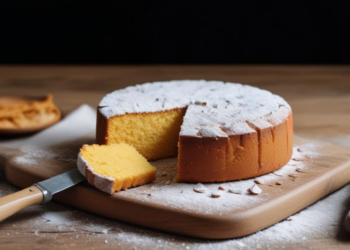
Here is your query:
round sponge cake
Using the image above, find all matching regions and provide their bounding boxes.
[96,80,293,183]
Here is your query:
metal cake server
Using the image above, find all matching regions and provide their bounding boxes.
[0,169,85,222]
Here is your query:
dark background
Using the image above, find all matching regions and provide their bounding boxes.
[1,1,350,64]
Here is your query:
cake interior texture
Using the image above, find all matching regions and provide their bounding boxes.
[96,81,293,183]
[80,143,157,191]
[106,108,186,161]
[101,109,292,182]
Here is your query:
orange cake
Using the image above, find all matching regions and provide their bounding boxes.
[77,143,157,194]
[0,94,61,130]
[96,80,293,183]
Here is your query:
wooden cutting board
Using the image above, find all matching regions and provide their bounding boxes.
[1,106,350,240]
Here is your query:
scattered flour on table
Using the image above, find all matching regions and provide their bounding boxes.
[13,146,78,166]
[42,211,74,224]
[8,141,334,249]
[13,156,37,166]
[31,183,349,249]
[113,143,316,213]
[11,141,317,214]
[103,183,350,249]
[41,211,113,233]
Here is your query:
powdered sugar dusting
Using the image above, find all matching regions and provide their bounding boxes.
[13,156,37,165]
[99,80,291,137]
[43,211,73,225]
[109,183,350,249]
[1,175,349,249]
[111,145,311,213]
[41,211,113,233]
[13,146,78,167]
[10,141,318,215]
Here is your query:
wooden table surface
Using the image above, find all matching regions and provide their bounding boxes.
[1,65,350,249]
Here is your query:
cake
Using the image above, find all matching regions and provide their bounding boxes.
[77,143,157,194]
[0,94,61,131]
[96,80,293,183]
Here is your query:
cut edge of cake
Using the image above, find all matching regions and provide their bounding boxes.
[77,144,157,194]
[94,80,294,184]
[77,150,115,194]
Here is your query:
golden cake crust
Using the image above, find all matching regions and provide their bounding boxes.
[96,80,293,183]
[177,112,293,182]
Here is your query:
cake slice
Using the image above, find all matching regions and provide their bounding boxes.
[77,143,157,194]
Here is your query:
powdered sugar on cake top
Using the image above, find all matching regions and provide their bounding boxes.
[99,80,291,137]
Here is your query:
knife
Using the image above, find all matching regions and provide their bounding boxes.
[0,169,85,222]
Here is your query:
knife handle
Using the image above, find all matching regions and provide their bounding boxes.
[0,186,43,222]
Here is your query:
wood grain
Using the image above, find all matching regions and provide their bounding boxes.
[2,135,350,240]
[1,65,350,249]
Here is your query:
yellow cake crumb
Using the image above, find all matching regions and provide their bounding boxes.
[80,143,157,192]
[106,108,186,160]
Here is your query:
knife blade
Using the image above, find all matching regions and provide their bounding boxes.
[34,169,85,203]
[0,169,85,222]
